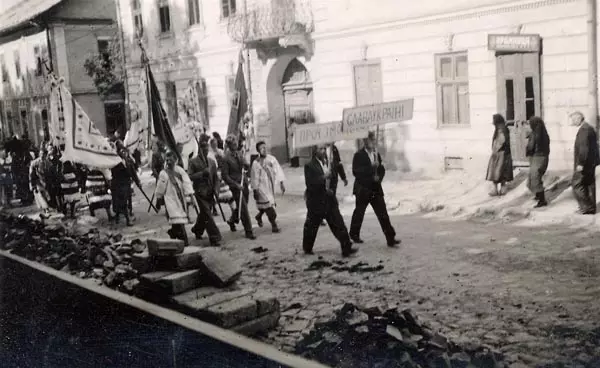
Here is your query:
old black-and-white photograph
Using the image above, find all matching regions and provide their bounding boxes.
[1,0,600,367]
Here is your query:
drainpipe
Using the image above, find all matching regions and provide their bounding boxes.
[244,0,254,152]
[587,0,598,133]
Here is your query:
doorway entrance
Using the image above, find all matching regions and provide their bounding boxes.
[495,52,541,166]
[282,58,313,163]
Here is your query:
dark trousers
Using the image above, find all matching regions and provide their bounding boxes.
[303,195,352,253]
[256,207,277,225]
[168,224,189,246]
[350,190,396,241]
[230,188,253,234]
[572,170,596,213]
[192,194,222,243]
[90,205,113,220]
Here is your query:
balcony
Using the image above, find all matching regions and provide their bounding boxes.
[227,0,314,48]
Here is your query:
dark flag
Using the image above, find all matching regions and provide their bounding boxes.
[147,65,182,164]
[226,52,248,141]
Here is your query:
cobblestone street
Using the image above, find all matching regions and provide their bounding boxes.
[52,175,600,367]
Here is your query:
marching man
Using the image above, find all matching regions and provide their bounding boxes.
[251,141,285,233]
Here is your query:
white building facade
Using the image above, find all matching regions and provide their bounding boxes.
[118,0,599,175]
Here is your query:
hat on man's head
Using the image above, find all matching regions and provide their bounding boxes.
[367,131,376,140]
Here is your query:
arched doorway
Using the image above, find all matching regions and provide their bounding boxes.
[282,59,313,163]
[266,56,314,164]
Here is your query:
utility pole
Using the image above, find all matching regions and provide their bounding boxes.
[587,0,598,134]
[243,0,254,151]
[115,0,130,131]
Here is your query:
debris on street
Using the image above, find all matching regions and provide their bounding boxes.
[295,303,507,368]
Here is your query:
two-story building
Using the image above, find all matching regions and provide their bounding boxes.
[117,0,600,175]
[0,0,123,147]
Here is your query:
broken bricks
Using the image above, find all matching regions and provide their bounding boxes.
[295,302,507,368]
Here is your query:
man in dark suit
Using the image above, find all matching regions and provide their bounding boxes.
[221,134,256,239]
[320,142,348,226]
[349,132,400,247]
[570,111,600,214]
[303,144,357,257]
[188,134,222,246]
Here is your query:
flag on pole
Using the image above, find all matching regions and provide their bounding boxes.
[226,52,248,140]
[124,69,148,154]
[48,76,67,146]
[147,65,181,164]
[55,80,122,168]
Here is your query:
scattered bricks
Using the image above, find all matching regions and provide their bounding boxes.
[285,319,311,333]
[386,325,403,342]
[450,352,472,368]
[131,239,146,253]
[103,260,115,271]
[197,248,242,287]
[429,333,449,350]
[157,269,204,295]
[116,245,133,254]
[431,353,452,368]
[232,311,281,336]
[205,296,258,328]
[104,271,117,287]
[122,279,140,294]
[147,238,185,256]
[131,251,155,274]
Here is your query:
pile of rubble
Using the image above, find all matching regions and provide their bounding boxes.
[0,212,281,336]
[0,213,143,293]
[295,303,507,368]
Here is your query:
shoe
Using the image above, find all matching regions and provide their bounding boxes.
[320,220,327,226]
[350,235,364,244]
[534,201,548,208]
[227,221,237,232]
[303,248,314,255]
[126,221,134,227]
[245,232,256,240]
[210,241,221,247]
[387,239,401,247]
[272,224,281,233]
[255,214,263,227]
[167,228,175,239]
[342,247,358,257]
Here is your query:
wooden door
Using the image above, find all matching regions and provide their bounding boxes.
[496,53,541,166]
[284,88,312,161]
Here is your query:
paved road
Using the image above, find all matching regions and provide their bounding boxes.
[10,180,600,367]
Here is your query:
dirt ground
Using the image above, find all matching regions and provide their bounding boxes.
[7,172,600,367]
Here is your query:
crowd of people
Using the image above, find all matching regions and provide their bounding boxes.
[486,111,599,214]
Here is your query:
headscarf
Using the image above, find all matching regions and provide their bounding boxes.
[528,116,550,155]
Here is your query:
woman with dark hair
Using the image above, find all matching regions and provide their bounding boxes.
[486,114,514,196]
[526,116,550,207]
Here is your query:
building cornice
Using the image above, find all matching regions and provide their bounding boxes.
[312,0,580,41]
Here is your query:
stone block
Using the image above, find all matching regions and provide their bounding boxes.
[198,248,242,287]
[147,238,185,256]
[231,311,281,336]
[173,289,255,315]
[131,251,155,273]
[157,246,204,270]
[254,294,280,316]
[206,296,258,328]
[157,269,204,295]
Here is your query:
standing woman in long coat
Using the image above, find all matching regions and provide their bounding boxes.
[486,114,514,196]
[526,117,550,207]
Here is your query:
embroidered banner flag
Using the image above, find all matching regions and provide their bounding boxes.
[48,76,66,146]
[124,69,148,153]
[57,83,122,168]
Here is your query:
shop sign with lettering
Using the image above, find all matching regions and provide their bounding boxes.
[488,34,541,53]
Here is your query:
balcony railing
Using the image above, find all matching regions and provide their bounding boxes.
[227,0,314,44]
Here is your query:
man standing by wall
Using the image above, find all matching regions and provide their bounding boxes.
[570,111,600,214]
[188,134,222,246]
[251,141,285,233]
[221,135,256,240]
[349,131,400,247]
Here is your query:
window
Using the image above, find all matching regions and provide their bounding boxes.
[221,0,236,18]
[131,0,144,36]
[196,79,209,130]
[6,110,13,136]
[13,50,21,79]
[165,81,177,126]
[226,75,236,107]
[158,0,171,33]
[435,52,470,126]
[41,109,49,140]
[188,0,202,26]
[34,46,43,76]
[97,39,111,69]
[0,55,8,83]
